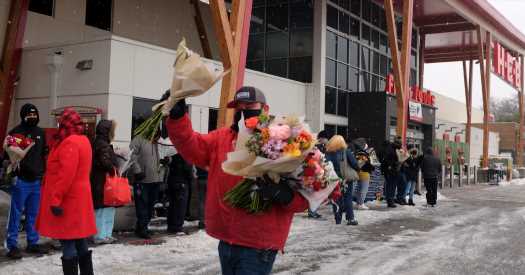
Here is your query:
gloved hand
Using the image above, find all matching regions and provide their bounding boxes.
[135,172,146,182]
[256,175,294,205]
[50,206,63,216]
[160,157,170,166]
[169,99,187,120]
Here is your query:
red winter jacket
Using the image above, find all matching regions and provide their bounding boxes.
[36,135,97,240]
[167,114,308,251]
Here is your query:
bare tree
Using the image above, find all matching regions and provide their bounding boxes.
[490,95,520,123]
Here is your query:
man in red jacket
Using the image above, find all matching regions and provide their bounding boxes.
[166,87,308,275]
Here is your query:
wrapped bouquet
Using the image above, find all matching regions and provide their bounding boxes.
[133,39,228,141]
[222,114,339,213]
[2,134,35,175]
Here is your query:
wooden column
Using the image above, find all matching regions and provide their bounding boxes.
[384,0,413,148]
[209,0,252,128]
[191,0,213,59]
[518,54,525,167]
[476,27,491,168]
[462,59,473,144]
[418,33,425,88]
[0,0,29,144]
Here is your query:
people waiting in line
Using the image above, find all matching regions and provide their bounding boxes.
[4,104,48,259]
[36,108,96,275]
[326,135,359,226]
[90,119,119,244]
[421,147,442,207]
[402,148,421,206]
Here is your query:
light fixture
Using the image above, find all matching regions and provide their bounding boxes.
[76,59,93,71]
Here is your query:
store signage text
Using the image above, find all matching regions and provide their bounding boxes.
[385,74,436,106]
[492,41,522,91]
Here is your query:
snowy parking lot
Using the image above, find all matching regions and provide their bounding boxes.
[2,180,525,274]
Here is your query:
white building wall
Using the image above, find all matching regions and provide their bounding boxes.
[434,92,484,124]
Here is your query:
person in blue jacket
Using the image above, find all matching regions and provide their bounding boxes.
[325,135,359,225]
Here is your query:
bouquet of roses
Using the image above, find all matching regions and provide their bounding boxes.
[287,147,341,211]
[2,134,35,175]
[133,39,228,141]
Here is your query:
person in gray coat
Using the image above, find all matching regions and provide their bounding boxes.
[130,133,165,239]
[420,147,442,207]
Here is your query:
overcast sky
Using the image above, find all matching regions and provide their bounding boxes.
[424,0,525,109]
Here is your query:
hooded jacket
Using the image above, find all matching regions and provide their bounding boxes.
[90,120,118,209]
[166,114,307,251]
[8,103,47,181]
[420,148,442,180]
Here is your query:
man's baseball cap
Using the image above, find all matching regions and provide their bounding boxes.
[227,86,267,108]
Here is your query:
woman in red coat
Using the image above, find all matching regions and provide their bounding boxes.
[36,108,96,275]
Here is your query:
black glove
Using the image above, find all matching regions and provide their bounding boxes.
[257,175,294,205]
[50,206,63,216]
[135,172,146,181]
[160,157,170,166]
[169,99,187,120]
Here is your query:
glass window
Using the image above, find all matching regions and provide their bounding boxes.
[337,90,348,116]
[362,0,371,22]
[326,59,337,87]
[265,58,288,78]
[290,0,313,29]
[251,7,265,33]
[351,0,360,16]
[248,34,265,60]
[379,77,386,91]
[291,29,313,57]
[267,4,289,32]
[324,124,336,138]
[380,54,387,76]
[337,36,348,63]
[410,69,417,86]
[411,50,417,68]
[339,12,350,34]
[86,0,112,31]
[379,8,387,31]
[327,5,338,29]
[349,67,359,91]
[290,57,312,82]
[337,63,348,90]
[349,41,359,67]
[337,125,348,137]
[266,32,289,58]
[360,71,370,91]
[362,24,370,45]
[327,31,337,59]
[350,17,360,40]
[372,29,380,49]
[254,0,266,7]
[132,97,156,137]
[371,3,379,27]
[338,0,350,11]
[371,75,379,91]
[373,51,380,74]
[361,47,370,71]
[325,87,337,114]
[247,60,264,72]
[29,0,54,16]
[412,29,418,49]
[380,34,388,53]
[208,108,218,132]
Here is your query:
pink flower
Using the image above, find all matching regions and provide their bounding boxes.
[269,124,292,140]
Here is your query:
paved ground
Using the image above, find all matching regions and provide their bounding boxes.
[1,183,525,274]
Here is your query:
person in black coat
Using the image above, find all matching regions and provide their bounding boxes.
[90,119,118,243]
[378,139,401,208]
[166,153,193,234]
[420,147,442,207]
[5,103,48,259]
[401,148,421,206]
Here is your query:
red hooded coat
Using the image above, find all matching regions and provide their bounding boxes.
[167,114,308,251]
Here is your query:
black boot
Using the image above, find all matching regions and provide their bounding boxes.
[408,199,415,206]
[78,250,94,275]
[61,257,79,275]
[387,200,397,208]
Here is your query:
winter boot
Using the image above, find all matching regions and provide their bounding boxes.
[347,219,358,226]
[6,247,22,260]
[387,200,397,208]
[61,256,79,275]
[78,250,94,275]
[408,199,415,206]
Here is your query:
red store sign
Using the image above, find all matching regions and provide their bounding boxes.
[492,41,522,91]
[385,74,436,106]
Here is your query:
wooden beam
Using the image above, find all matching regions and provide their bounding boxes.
[425,56,478,63]
[519,54,525,167]
[477,27,490,168]
[463,59,473,144]
[190,0,213,59]
[484,31,491,169]
[420,23,476,35]
[0,0,29,144]
[414,13,467,26]
[418,33,425,87]
[234,0,253,90]
[400,0,414,147]
[209,0,234,68]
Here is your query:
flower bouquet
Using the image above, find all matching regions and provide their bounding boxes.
[133,39,229,141]
[2,134,35,175]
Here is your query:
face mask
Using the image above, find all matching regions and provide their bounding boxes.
[25,117,38,127]
[242,109,261,120]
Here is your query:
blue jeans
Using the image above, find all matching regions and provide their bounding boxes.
[332,181,355,223]
[6,178,40,250]
[60,239,89,259]
[94,207,116,240]
[405,180,416,200]
[134,182,160,232]
[218,241,277,275]
[356,179,370,205]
